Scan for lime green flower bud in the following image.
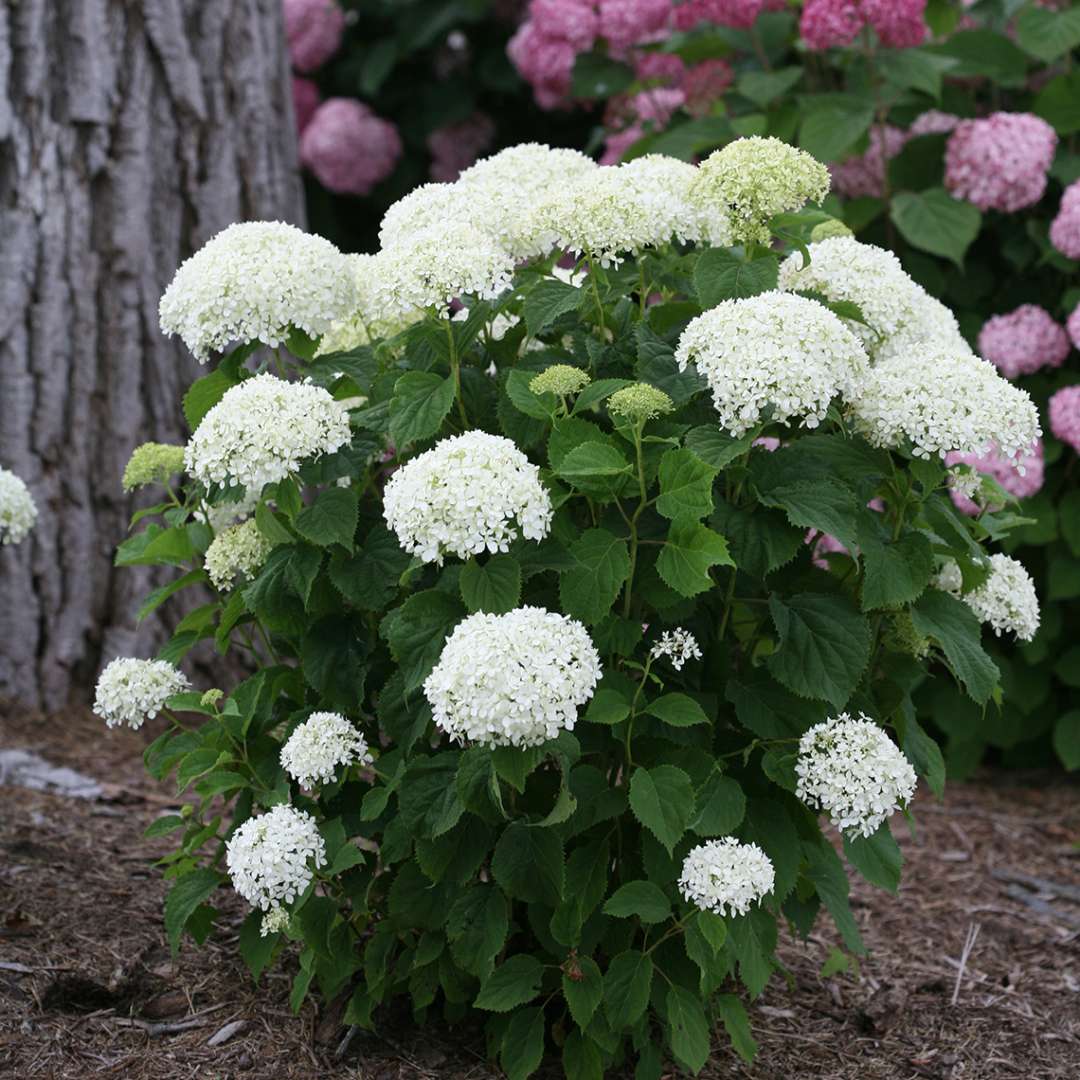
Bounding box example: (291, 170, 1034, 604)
(529, 365, 591, 397)
(608, 383, 674, 423)
(200, 688, 224, 708)
(122, 443, 185, 492)
(810, 219, 853, 243)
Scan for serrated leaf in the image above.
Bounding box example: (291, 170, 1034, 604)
(460, 554, 521, 614)
(691, 773, 745, 836)
(562, 956, 603, 1028)
(860, 528, 934, 611)
(491, 823, 564, 907)
(183, 368, 240, 432)
(1016, 4, 1080, 63)
(294, 487, 358, 550)
(474, 954, 543, 1012)
(559, 528, 631, 625)
(328, 525, 411, 610)
(656, 449, 717, 521)
(694, 248, 779, 307)
(716, 994, 757, 1064)
(799, 95, 874, 162)
(656, 518, 733, 597)
(843, 823, 902, 893)
(500, 1006, 546, 1080)
(388, 371, 456, 446)
(557, 441, 633, 480)
(645, 693, 708, 728)
(603, 950, 653, 1030)
(506, 368, 556, 420)
(585, 688, 631, 725)
(563, 1030, 604, 1080)
(524, 278, 584, 335)
(805, 838, 865, 954)
(666, 984, 711, 1073)
(683, 426, 755, 469)
(756, 477, 860, 554)
(603, 881, 671, 923)
(164, 869, 221, 956)
(447, 885, 507, 977)
(382, 590, 464, 692)
(300, 614, 368, 708)
(238, 909, 278, 981)
(629, 765, 694, 854)
(910, 590, 999, 705)
(712, 501, 802, 581)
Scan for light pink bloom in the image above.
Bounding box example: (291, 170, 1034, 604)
(978, 304, 1069, 380)
(1050, 180, 1080, 260)
(1050, 386, 1080, 453)
(800, 0, 925, 50)
(283, 0, 345, 73)
(908, 110, 959, 138)
(427, 113, 496, 182)
(831, 125, 907, 199)
(675, 0, 781, 30)
(299, 99, 402, 196)
(507, 21, 578, 109)
(634, 50, 687, 84)
(598, 0, 671, 52)
(682, 59, 734, 116)
(946, 441, 1044, 515)
(863, 0, 926, 47)
(292, 76, 320, 135)
(600, 124, 646, 165)
(1067, 304, 1080, 351)
(532, 0, 600, 50)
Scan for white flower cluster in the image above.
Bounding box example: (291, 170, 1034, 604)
(675, 292, 868, 437)
(260, 905, 291, 937)
(93, 658, 190, 730)
(850, 349, 1042, 465)
(0, 467, 37, 545)
(204, 519, 273, 590)
(933, 558, 964, 595)
(649, 628, 703, 671)
(964, 553, 1040, 641)
(383, 431, 552, 564)
(184, 373, 351, 493)
(280, 711, 374, 788)
(795, 713, 917, 839)
(424, 606, 602, 748)
(225, 804, 326, 912)
(158, 221, 356, 363)
(678, 838, 775, 918)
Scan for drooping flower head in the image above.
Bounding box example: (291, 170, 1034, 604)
(690, 137, 830, 247)
(122, 443, 185, 492)
(159, 221, 356, 363)
(1049, 385, 1080, 453)
(1049, 180, 1080, 260)
(978, 305, 1069, 380)
(649, 628, 703, 671)
(0, 467, 38, 545)
(964, 553, 1039, 641)
(204, 519, 273, 590)
(283, 0, 345, 72)
(226, 804, 327, 911)
(675, 292, 868, 437)
(184, 373, 351, 492)
(299, 99, 403, 196)
(678, 839, 775, 917)
(946, 440, 1044, 515)
(424, 606, 602, 748)
(795, 713, 917, 838)
(93, 658, 190, 730)
(280, 711, 374, 788)
(383, 431, 553, 564)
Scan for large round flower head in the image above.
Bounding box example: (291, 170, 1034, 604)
(675, 292, 868, 437)
(1050, 385, 1080, 453)
(184, 373, 351, 493)
(945, 113, 1057, 213)
(874, 290, 969, 365)
(93, 658, 190, 730)
(122, 443, 185, 492)
(0, 467, 38, 545)
(225, 804, 327, 911)
(383, 431, 552, 564)
(299, 99, 402, 197)
(280, 711, 374, 788)
(830, 124, 907, 199)
(795, 713, 917, 838)
(597, 0, 671, 50)
(678, 839, 775, 918)
(531, 0, 600, 50)
(674, 0, 779, 31)
(1050, 180, 1080, 260)
(689, 137, 829, 248)
(159, 222, 356, 363)
(849, 349, 1042, 465)
(507, 21, 578, 110)
(621, 153, 730, 247)
(378, 183, 461, 248)
(283, 0, 345, 72)
(946, 439, 1044, 515)
(423, 606, 602, 748)
(965, 553, 1040, 641)
(204, 519, 273, 590)
(978, 305, 1069, 380)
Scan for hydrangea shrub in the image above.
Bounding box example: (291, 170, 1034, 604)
(104, 139, 1042, 1076)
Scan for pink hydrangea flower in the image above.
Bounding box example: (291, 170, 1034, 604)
(600, 124, 646, 165)
(507, 21, 578, 109)
(1049, 386, 1080, 453)
(908, 110, 959, 138)
(427, 112, 496, 182)
(801, 0, 925, 50)
(1050, 180, 1080, 260)
(830, 125, 907, 199)
(862, 0, 926, 47)
(634, 51, 687, 84)
(807, 530, 850, 570)
(631, 87, 685, 126)
(1067, 304, 1080, 351)
(598, 0, 671, 52)
(673, 0, 779, 31)
(299, 99, 402, 196)
(753, 436, 781, 451)
(292, 76, 320, 134)
(946, 441, 1044, 515)
(682, 58, 734, 116)
(945, 112, 1057, 212)
(532, 0, 600, 50)
(283, 0, 345, 73)
(978, 304, 1069, 380)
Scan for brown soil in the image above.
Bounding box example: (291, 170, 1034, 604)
(1, 705, 1078, 1080)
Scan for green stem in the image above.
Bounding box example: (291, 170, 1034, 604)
(621, 423, 649, 618)
(586, 256, 606, 335)
(445, 318, 470, 429)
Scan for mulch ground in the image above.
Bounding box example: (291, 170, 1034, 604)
(1, 705, 1078, 1080)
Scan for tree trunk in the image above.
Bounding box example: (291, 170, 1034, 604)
(0, 0, 304, 708)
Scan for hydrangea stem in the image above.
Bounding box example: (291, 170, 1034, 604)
(444, 317, 470, 429)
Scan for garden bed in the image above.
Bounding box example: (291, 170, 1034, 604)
(1, 704, 1077, 1080)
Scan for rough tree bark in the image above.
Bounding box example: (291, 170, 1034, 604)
(0, 0, 304, 708)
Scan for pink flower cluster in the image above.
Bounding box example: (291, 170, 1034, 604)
(283, 0, 345, 72)
(673, 0, 783, 30)
(830, 124, 906, 199)
(427, 113, 497, 182)
(946, 441, 1044, 515)
(1068, 304, 1080, 351)
(978, 304, 1069, 380)
(299, 99, 403, 196)
(292, 76, 321, 134)
(1050, 180, 1080, 260)
(908, 110, 959, 138)
(800, 0, 926, 51)
(1050, 386, 1080, 454)
(601, 85, 686, 162)
(945, 112, 1057, 213)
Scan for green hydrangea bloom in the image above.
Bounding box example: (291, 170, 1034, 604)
(530, 365, 591, 397)
(810, 219, 853, 242)
(608, 383, 674, 422)
(122, 443, 185, 492)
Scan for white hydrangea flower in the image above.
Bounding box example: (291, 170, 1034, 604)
(649, 628, 703, 671)
(675, 292, 868, 437)
(678, 838, 775, 918)
(964, 553, 1039, 641)
(93, 658, 191, 730)
(778, 237, 967, 362)
(0, 467, 37, 545)
(159, 221, 356, 363)
(849, 349, 1042, 465)
(383, 431, 552, 564)
(184, 373, 351, 493)
(204, 519, 273, 590)
(200, 488, 261, 532)
(378, 182, 463, 248)
(225, 804, 326, 912)
(795, 713, 917, 839)
(424, 606, 602, 748)
(933, 558, 964, 595)
(280, 711, 374, 788)
(948, 466, 983, 503)
(619, 154, 729, 249)
(260, 905, 291, 937)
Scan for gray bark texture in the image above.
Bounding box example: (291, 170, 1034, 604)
(0, 0, 304, 708)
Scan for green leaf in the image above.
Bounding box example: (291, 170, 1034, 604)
(447, 885, 508, 977)
(388, 371, 456, 446)
(767, 593, 871, 708)
(143, 814, 185, 839)
(524, 278, 584, 336)
(382, 590, 464, 692)
(879, 48, 955, 98)
(559, 528, 631, 625)
(736, 66, 803, 107)
(603, 881, 672, 924)
(294, 487, 358, 550)
(603, 950, 653, 1030)
(301, 615, 368, 708)
(491, 823, 564, 907)
(910, 590, 999, 705)
(712, 502, 802, 581)
(798, 94, 874, 162)
(656, 449, 718, 521)
(1034, 71, 1080, 135)
(500, 1006, 546, 1080)
(629, 765, 694, 855)
(1015, 4, 1080, 63)
(136, 569, 207, 623)
(563, 1030, 604, 1080)
(238, 909, 278, 981)
(890, 188, 982, 268)
(895, 712, 946, 799)
(506, 368, 556, 420)
(859, 529, 934, 611)
(328, 525, 411, 610)
(183, 368, 240, 432)
(728, 907, 776, 998)
(716, 994, 757, 1064)
(164, 869, 221, 956)
(460, 554, 521, 614)
(656, 518, 733, 597)
(645, 693, 709, 728)
(474, 954, 543, 1012)
(694, 249, 779, 307)
(805, 839, 865, 954)
(927, 29, 1030, 83)
(571, 52, 634, 98)
(557, 441, 633, 480)
(691, 773, 745, 836)
(684, 426, 755, 469)
(255, 501, 294, 546)
(584, 688, 631, 726)
(756, 478, 860, 554)
(666, 984, 711, 1074)
(844, 824, 902, 893)
(1053, 710, 1080, 771)
(562, 956, 604, 1028)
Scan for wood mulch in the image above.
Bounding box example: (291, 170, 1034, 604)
(1, 705, 1078, 1080)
